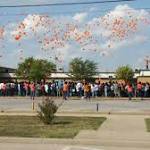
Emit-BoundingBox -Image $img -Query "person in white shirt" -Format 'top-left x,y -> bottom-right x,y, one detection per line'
44,83 -> 49,95
94,83 -> 99,97
91,84 -> 95,97
0,83 -> 3,96
76,82 -> 83,97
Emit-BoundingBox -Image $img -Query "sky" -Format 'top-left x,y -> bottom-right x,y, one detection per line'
0,0 -> 150,71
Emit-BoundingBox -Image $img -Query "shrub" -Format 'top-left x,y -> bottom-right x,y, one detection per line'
38,98 -> 58,124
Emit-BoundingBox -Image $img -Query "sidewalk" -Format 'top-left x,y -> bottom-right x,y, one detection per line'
75,115 -> 150,148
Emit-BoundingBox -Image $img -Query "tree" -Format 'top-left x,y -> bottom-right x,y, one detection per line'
69,57 -> 97,81
16,57 -> 56,81
116,65 -> 134,83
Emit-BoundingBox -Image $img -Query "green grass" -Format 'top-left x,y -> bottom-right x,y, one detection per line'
145,118 -> 150,132
0,116 -> 106,138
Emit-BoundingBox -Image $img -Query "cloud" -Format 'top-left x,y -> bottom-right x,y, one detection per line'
73,12 -> 88,23
87,4 -> 150,55
8,4 -> 150,54
1,4 -> 150,70
90,4 -> 150,36
89,7 -> 97,12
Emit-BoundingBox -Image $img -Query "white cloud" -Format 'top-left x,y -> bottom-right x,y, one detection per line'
8,5 -> 149,54
73,12 -> 88,23
89,7 -> 97,12
1,4 -> 150,70
87,4 -> 150,55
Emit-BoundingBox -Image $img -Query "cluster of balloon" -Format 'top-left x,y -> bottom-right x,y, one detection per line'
0,9 -> 149,62
87,10 -> 150,49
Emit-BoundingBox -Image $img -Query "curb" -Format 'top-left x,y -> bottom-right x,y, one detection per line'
0,96 -> 149,101
0,110 -> 150,116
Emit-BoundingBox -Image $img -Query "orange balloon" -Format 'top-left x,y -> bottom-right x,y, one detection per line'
15,35 -> 21,40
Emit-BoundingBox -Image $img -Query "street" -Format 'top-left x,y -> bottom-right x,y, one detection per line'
0,97 -> 150,114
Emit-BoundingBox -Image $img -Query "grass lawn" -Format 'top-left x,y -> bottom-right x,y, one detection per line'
145,118 -> 150,132
0,116 -> 106,138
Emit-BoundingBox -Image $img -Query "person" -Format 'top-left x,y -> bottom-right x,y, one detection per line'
137,82 -> 142,97
110,83 -> 114,97
17,82 -> 21,96
0,82 -> 2,96
44,82 -> 49,96
83,82 -> 91,100
144,83 -> 149,97
24,82 -> 29,96
104,83 -> 108,97
126,83 -> 133,100
35,82 -> 41,96
94,83 -> 99,97
30,82 -> 35,100
91,84 -> 95,97
41,83 -> 45,96
63,81 -> 68,100
76,81 -> 83,97
2,82 -> 6,96
114,82 -> 118,97
56,81 -> 62,97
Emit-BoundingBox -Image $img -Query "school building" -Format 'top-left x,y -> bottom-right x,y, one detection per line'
0,66 -> 150,83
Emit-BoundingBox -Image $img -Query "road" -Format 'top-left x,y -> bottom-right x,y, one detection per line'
0,97 -> 150,113
0,143 -> 150,150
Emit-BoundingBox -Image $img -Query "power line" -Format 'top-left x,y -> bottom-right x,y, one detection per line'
0,0 -> 135,8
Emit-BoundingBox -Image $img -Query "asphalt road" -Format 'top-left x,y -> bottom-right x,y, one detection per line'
0,143 -> 150,150
0,97 -> 150,113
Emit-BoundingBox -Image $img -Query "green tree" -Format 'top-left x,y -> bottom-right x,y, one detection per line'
16,57 -> 56,81
116,65 -> 134,83
69,57 -> 97,81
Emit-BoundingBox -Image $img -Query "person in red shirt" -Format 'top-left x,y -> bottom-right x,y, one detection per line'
63,81 -> 68,100
30,82 -> 35,100
126,83 -> 133,100
2,82 -> 6,96
24,82 -> 29,96
137,82 -> 142,97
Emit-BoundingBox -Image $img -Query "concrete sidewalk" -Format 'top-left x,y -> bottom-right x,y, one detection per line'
75,115 -> 150,148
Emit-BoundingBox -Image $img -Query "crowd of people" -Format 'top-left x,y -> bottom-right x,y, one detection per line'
0,80 -> 150,100
62,81 -> 150,100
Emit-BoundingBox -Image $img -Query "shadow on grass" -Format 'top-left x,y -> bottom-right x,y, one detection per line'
145,118 -> 150,132
52,121 -> 71,125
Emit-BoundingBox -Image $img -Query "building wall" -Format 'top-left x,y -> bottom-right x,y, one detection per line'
137,76 -> 150,83
1,71 -> 150,83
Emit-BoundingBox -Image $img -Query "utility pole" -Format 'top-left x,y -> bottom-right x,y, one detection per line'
144,56 -> 150,70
